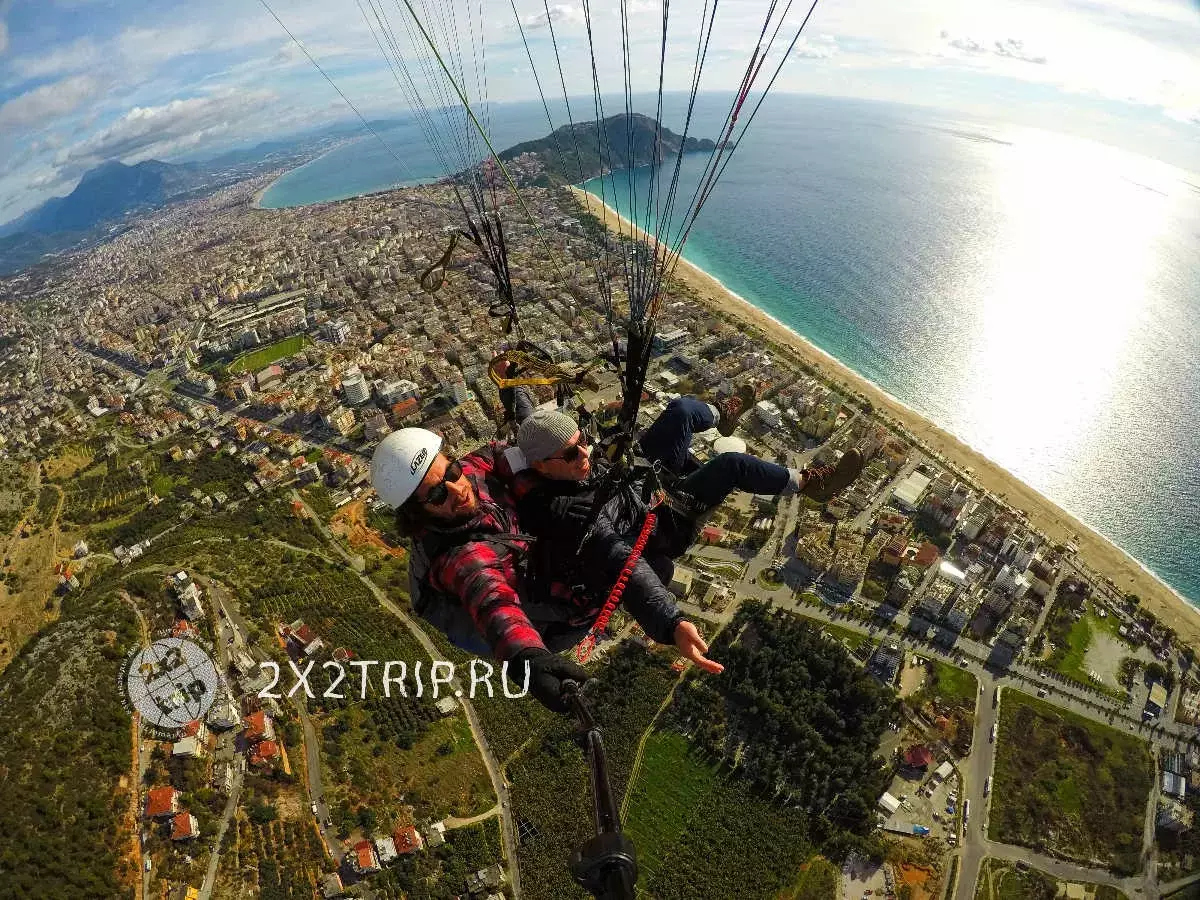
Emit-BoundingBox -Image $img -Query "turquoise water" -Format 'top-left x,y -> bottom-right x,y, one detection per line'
260,95 -> 1200,606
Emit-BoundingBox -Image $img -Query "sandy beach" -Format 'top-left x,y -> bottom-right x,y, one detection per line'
570,186 -> 1200,651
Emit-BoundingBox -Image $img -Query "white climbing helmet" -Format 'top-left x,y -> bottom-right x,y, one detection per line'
371,428 -> 443,508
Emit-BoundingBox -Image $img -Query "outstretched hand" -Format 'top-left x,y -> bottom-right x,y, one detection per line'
673,620 -> 724,674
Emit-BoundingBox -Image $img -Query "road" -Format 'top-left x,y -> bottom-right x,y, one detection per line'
954,675 -> 998,900
768,601 -> 1175,899
294,696 -> 342,858
292,491 -> 523,898
444,805 -> 501,829
198,767 -> 243,900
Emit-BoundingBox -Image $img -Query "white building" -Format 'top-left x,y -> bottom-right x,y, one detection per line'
342,368 -> 370,406
324,319 -> 351,343
754,400 -> 782,429
172,736 -> 206,758
878,792 -> 901,815
892,471 -> 933,510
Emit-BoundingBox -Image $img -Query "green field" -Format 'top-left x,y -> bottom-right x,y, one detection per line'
792,610 -> 875,653
624,730 -> 818,899
989,691 -> 1152,874
1046,598 -> 1129,701
927,659 -> 978,707
226,334 -> 311,374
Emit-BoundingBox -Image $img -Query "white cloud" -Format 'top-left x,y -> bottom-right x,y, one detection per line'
0,20 -> 8,56
0,75 -> 101,130
942,31 -> 1048,66
7,36 -> 102,80
794,35 -> 839,60
59,89 -> 280,175
523,3 -> 584,31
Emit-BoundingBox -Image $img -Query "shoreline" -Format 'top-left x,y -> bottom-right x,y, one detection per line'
570,185 -> 1200,651
252,136 -> 371,210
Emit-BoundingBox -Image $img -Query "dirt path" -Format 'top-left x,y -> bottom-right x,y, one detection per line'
444,805 -> 501,830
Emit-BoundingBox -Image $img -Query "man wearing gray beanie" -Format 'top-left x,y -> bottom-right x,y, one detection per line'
509,395 -> 863,586
517,408 -> 586,469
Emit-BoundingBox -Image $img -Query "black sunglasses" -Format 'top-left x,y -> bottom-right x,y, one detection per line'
420,461 -> 464,506
549,439 -> 588,463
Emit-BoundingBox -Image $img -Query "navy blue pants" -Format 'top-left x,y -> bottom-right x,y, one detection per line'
638,397 -> 790,507
637,398 -> 791,583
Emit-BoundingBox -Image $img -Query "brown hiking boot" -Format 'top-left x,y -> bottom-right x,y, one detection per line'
801,448 -> 864,503
716,383 -> 758,437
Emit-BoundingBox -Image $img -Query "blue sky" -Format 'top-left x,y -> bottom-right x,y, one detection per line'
0,0 -> 1198,225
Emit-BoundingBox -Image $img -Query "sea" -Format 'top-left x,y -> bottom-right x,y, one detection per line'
260,94 -> 1200,608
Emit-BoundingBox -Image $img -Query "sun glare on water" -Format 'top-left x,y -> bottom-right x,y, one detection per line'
950,129 -> 1186,495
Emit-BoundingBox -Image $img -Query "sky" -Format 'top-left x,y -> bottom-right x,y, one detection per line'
0,0 -> 1198,225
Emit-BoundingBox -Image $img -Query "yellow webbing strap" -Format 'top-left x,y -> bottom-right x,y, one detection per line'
487,350 -> 602,392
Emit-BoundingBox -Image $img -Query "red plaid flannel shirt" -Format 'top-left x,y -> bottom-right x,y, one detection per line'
425,444 -> 547,661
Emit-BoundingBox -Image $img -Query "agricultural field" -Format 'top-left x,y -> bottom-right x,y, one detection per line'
227,334 -> 312,375
0,470 -> 77,671
321,701 -> 493,830
215,813 -> 328,900
184,535 -> 492,828
41,441 -> 97,482
0,459 -> 33,536
778,856 -> 840,900
989,691 -> 1152,874
504,644 -> 682,900
624,730 -> 819,899
615,602 -> 896,900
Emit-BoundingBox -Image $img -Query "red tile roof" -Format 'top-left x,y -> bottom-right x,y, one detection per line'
393,825 -> 423,854
915,542 -> 941,567
171,811 -> 198,840
250,740 -> 280,765
904,745 -> 934,768
170,619 -> 198,637
354,840 -> 378,871
182,719 -> 204,737
145,786 -> 178,818
243,710 -> 269,740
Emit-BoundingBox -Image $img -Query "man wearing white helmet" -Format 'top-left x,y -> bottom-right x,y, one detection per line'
371,425 -> 714,711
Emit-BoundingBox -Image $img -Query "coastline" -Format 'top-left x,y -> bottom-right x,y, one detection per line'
569,185 -> 1200,651
252,136 -> 368,210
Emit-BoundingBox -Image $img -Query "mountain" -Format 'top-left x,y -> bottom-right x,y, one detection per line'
498,113 -> 719,185
14,159 -> 206,236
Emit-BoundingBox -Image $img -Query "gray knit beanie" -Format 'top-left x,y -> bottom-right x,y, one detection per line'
517,408 -> 579,463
